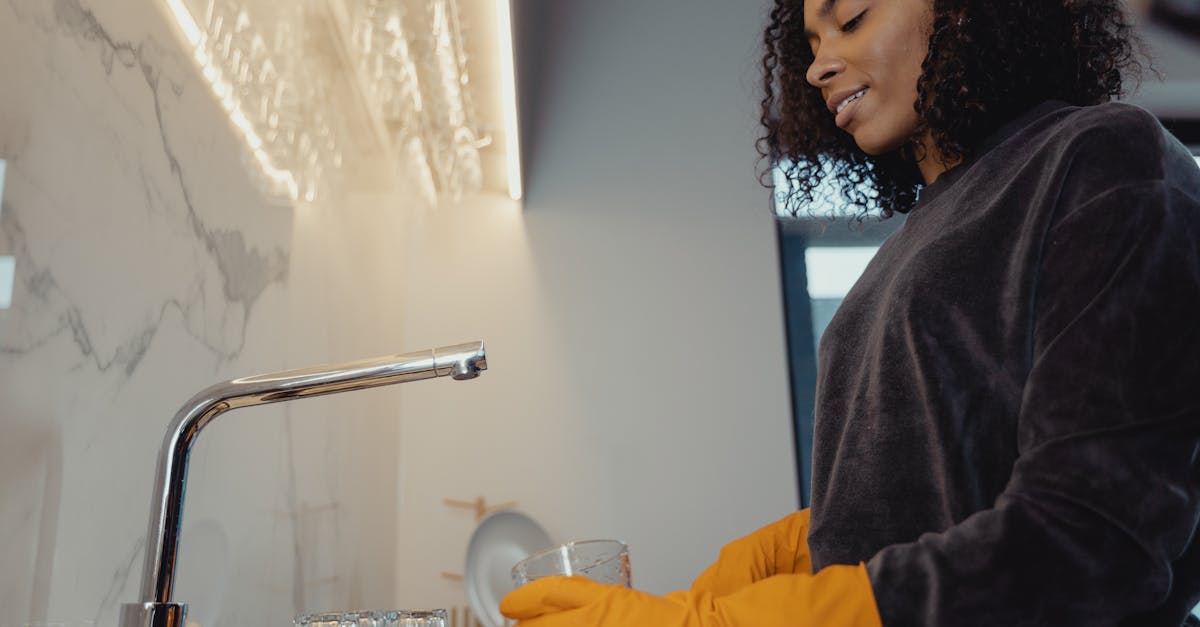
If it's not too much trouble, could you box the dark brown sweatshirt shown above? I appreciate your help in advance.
[809,100,1200,626]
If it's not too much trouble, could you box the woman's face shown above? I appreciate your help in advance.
[803,0,934,156]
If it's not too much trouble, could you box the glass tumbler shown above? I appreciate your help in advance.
[294,609,447,627]
[511,539,631,588]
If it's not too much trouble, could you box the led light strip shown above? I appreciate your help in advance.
[496,0,522,201]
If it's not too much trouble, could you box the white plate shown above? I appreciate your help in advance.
[465,510,554,627]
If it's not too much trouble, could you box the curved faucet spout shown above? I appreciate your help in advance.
[120,341,486,627]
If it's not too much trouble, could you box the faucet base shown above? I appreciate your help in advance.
[120,602,187,627]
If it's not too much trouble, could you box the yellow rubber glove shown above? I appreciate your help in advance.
[687,509,813,598]
[500,563,881,627]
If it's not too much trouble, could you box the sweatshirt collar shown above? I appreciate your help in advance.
[916,100,1074,205]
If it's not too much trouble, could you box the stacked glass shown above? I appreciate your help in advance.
[295,609,448,627]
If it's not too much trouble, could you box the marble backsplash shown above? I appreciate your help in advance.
[0,0,422,623]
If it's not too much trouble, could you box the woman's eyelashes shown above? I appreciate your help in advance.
[808,9,868,56]
[841,10,867,33]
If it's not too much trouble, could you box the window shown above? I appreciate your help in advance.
[774,159,896,505]
[804,246,880,343]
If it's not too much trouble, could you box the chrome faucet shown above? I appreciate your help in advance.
[120,341,488,627]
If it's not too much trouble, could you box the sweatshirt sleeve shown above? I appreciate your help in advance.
[864,133,1200,625]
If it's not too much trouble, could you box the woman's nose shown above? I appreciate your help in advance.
[806,49,845,88]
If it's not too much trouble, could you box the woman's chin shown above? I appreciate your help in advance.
[855,143,885,156]
[853,134,905,157]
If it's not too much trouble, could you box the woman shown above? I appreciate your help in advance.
[501,0,1200,625]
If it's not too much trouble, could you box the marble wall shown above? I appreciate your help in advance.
[0,0,424,623]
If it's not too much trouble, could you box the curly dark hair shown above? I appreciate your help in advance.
[761,0,1150,220]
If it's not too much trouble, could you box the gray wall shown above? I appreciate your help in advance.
[391,0,799,603]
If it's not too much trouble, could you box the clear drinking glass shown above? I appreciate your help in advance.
[294,609,448,627]
[511,539,631,588]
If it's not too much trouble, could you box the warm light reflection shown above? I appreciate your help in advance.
[160,0,510,203]
[161,0,301,201]
[496,0,522,200]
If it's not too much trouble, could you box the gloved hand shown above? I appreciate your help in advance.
[688,509,813,598]
[500,562,881,627]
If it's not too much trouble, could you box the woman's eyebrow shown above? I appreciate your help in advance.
[802,0,841,40]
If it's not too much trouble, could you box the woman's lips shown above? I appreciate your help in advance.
[835,89,866,129]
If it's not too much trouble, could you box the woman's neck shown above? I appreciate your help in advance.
[915,132,959,186]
